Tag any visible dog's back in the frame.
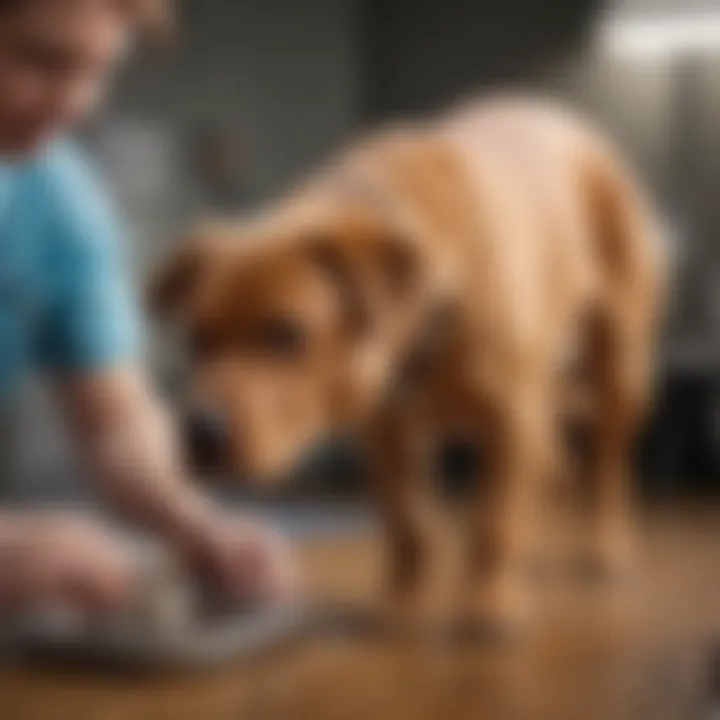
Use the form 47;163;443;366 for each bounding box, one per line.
319;96;664;382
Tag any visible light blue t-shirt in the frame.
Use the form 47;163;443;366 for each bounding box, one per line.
0;141;138;399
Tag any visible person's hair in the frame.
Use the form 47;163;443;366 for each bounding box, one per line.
0;0;174;37
124;0;173;36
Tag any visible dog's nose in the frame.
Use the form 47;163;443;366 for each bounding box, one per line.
184;406;230;472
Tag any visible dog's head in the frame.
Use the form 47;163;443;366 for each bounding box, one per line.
150;201;429;483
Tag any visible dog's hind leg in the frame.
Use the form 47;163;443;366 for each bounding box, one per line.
576;148;665;578
577;308;654;579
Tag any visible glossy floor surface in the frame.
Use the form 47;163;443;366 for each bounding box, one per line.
1;504;719;720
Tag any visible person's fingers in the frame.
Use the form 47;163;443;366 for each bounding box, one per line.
210;536;264;599
213;522;300;603
63;537;136;611
241;528;298;601
67;559;129;611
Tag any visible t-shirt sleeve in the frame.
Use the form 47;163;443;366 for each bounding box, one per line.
35;145;141;373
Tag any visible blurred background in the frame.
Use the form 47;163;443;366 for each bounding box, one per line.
13;0;720;500
4;3;720;717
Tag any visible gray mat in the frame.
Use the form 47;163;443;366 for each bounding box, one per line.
6;601;311;669
0;533;314;670
0;504;372;669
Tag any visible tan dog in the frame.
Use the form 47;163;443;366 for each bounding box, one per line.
151;96;665;632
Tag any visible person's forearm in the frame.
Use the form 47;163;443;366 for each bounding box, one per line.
93;401;212;546
94;402;215;548
59;369;214;550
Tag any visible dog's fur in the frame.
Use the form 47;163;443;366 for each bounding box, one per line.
151;97;665;631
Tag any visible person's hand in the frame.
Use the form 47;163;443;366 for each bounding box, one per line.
0;512;135;611
185;512;300;605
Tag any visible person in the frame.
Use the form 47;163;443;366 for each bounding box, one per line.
0;0;296;610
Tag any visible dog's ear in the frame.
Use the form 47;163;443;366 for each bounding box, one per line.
148;240;206;317
308;239;366;335
371;230;421;301
308;227;422;338
148;221;235;316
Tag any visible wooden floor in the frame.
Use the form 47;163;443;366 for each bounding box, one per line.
1;504;720;720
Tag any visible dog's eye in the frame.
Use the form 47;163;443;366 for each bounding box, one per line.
258;318;306;358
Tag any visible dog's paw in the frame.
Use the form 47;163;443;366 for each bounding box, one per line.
379;587;454;639
456;574;532;644
521;550;560;584
571;520;637;583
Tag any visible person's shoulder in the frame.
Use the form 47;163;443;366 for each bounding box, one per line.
33;140;106;201
31;140;120;249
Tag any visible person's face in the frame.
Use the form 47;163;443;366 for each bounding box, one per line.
0;0;131;156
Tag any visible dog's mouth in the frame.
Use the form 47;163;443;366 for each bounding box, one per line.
185;418;359;496
183;406;233;478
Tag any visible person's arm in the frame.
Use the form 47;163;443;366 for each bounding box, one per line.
54;366;297;601
34;143;200;539
35;145;296;601
54;365;214;555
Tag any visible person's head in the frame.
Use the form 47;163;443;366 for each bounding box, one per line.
0;0;170;157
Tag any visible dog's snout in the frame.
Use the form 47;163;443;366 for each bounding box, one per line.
185;406;230;472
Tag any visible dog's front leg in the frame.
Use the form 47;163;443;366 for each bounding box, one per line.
463;366;554;637
365;410;456;632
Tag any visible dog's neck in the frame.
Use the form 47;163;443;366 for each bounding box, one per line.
337;271;455;430
383;294;456;403
313;164;464;423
